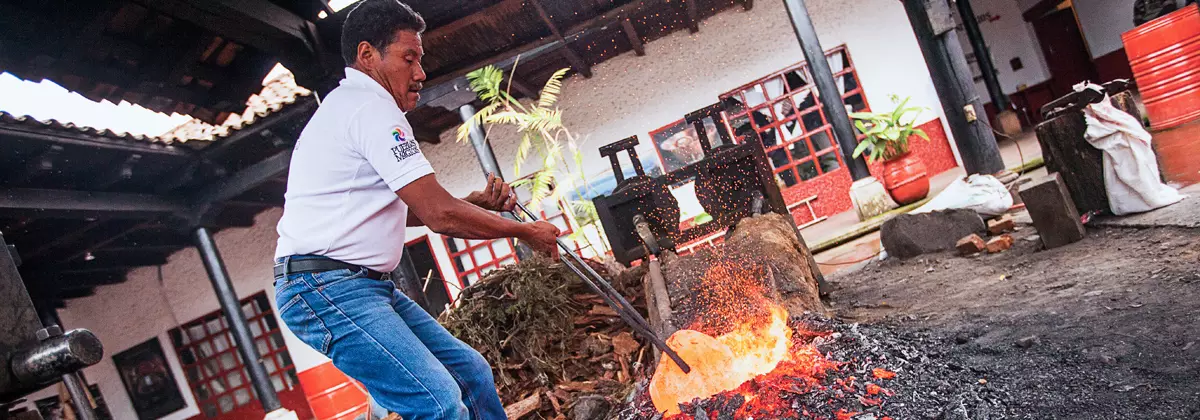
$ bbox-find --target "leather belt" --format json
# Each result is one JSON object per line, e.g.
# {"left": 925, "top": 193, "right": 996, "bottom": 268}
{"left": 274, "top": 256, "right": 387, "bottom": 280}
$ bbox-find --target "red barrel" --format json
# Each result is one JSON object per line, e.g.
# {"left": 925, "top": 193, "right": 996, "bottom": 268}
{"left": 297, "top": 362, "right": 371, "bottom": 420}
{"left": 1122, "top": 4, "right": 1200, "bottom": 129}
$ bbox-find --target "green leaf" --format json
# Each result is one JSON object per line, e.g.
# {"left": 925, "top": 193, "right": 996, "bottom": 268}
{"left": 852, "top": 140, "right": 872, "bottom": 158}
{"left": 913, "top": 129, "right": 929, "bottom": 141}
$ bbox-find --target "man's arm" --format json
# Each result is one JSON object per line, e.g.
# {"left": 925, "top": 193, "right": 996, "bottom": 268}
{"left": 398, "top": 174, "right": 561, "bottom": 257}
{"left": 406, "top": 173, "right": 516, "bottom": 227}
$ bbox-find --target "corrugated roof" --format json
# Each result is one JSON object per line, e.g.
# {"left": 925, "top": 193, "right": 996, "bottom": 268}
{"left": 0, "top": 71, "right": 312, "bottom": 145}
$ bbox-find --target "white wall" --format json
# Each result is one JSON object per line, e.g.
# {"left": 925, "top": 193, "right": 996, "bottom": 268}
{"left": 1073, "top": 0, "right": 1137, "bottom": 58}
{"left": 15, "top": 209, "right": 328, "bottom": 420}
{"left": 421, "top": 0, "right": 957, "bottom": 196}
{"left": 955, "top": 0, "right": 1053, "bottom": 101}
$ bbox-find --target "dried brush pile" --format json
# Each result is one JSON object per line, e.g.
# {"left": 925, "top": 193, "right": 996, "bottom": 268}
{"left": 440, "top": 257, "right": 651, "bottom": 419}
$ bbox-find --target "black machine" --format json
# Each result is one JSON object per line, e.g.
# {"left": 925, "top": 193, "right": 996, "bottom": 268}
{"left": 593, "top": 104, "right": 795, "bottom": 265}
{"left": 0, "top": 233, "right": 104, "bottom": 419}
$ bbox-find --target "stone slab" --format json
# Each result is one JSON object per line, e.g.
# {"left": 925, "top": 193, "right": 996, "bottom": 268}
{"left": 1019, "top": 173, "right": 1086, "bottom": 249}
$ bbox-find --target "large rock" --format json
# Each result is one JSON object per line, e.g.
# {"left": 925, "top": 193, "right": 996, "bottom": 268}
{"left": 881, "top": 209, "right": 986, "bottom": 259}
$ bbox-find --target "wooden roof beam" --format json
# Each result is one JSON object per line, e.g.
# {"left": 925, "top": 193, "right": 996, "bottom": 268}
{"left": 129, "top": 0, "right": 326, "bottom": 83}
{"left": 530, "top": 0, "right": 593, "bottom": 78}
{"left": 506, "top": 74, "right": 540, "bottom": 100}
{"left": 621, "top": 17, "right": 645, "bottom": 56}
{"left": 0, "top": 189, "right": 189, "bottom": 220}
{"left": 686, "top": 0, "right": 701, "bottom": 33}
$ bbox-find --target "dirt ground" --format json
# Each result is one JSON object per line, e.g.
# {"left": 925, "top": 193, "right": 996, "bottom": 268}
{"left": 825, "top": 223, "right": 1200, "bottom": 419}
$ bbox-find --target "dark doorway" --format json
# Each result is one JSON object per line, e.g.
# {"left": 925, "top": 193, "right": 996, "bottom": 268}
{"left": 1030, "top": 5, "right": 1098, "bottom": 97}
{"left": 405, "top": 237, "right": 451, "bottom": 315}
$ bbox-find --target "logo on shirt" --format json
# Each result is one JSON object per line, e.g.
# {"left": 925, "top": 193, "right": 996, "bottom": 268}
{"left": 389, "top": 126, "right": 419, "bottom": 161}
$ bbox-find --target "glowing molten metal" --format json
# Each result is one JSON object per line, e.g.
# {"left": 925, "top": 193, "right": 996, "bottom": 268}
{"left": 650, "top": 304, "right": 792, "bottom": 415}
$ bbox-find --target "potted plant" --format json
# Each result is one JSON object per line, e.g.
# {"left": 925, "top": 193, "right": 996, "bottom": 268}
{"left": 850, "top": 96, "right": 931, "bottom": 205}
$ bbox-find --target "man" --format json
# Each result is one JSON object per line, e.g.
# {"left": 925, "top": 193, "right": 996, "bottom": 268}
{"left": 272, "top": 1, "right": 561, "bottom": 418}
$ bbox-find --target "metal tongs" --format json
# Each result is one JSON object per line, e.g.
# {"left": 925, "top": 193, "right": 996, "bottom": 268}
{"left": 510, "top": 202, "right": 691, "bottom": 373}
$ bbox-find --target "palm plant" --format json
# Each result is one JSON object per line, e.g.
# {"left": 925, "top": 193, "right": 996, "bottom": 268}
{"left": 456, "top": 63, "right": 604, "bottom": 253}
{"left": 850, "top": 95, "right": 929, "bottom": 163}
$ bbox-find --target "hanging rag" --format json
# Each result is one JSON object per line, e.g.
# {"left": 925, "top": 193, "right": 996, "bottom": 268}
{"left": 1076, "top": 82, "right": 1185, "bottom": 215}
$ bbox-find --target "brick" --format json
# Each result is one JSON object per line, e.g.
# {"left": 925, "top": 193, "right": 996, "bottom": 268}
{"left": 1018, "top": 173, "right": 1086, "bottom": 249}
{"left": 986, "top": 234, "right": 1014, "bottom": 253}
{"left": 988, "top": 214, "right": 1016, "bottom": 235}
{"left": 956, "top": 234, "right": 986, "bottom": 255}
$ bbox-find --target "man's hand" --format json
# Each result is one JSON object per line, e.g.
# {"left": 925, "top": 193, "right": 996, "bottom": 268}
{"left": 520, "top": 221, "right": 562, "bottom": 259}
{"left": 463, "top": 173, "right": 517, "bottom": 212}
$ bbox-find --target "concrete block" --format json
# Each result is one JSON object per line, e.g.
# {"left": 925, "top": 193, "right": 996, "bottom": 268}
{"left": 986, "top": 234, "right": 1014, "bottom": 253}
{"left": 1019, "top": 173, "right": 1086, "bottom": 249}
{"left": 850, "top": 177, "right": 898, "bottom": 221}
{"left": 956, "top": 234, "right": 986, "bottom": 255}
{"left": 988, "top": 214, "right": 1015, "bottom": 235}
{"left": 881, "top": 209, "right": 986, "bottom": 259}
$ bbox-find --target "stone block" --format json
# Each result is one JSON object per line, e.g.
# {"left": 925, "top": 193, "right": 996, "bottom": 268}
{"left": 881, "top": 209, "right": 986, "bottom": 259}
{"left": 1019, "top": 173, "right": 1086, "bottom": 249}
{"left": 956, "top": 234, "right": 986, "bottom": 255}
{"left": 988, "top": 214, "right": 1015, "bottom": 235}
{"left": 986, "top": 234, "right": 1014, "bottom": 253}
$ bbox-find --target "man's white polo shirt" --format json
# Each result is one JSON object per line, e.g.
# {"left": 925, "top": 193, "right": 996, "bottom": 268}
{"left": 275, "top": 67, "right": 434, "bottom": 272}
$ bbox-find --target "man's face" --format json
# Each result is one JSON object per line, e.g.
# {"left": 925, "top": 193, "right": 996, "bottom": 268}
{"left": 358, "top": 30, "right": 426, "bottom": 111}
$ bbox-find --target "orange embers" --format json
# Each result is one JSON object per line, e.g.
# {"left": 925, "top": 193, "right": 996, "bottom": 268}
{"left": 872, "top": 368, "right": 897, "bottom": 380}
{"left": 648, "top": 261, "right": 828, "bottom": 416}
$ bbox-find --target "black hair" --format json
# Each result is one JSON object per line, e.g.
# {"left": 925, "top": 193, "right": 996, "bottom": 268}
{"left": 341, "top": 0, "right": 426, "bottom": 66}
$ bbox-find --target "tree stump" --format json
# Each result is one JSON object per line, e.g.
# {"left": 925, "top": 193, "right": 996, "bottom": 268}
{"left": 1034, "top": 90, "right": 1143, "bottom": 215}
{"left": 656, "top": 213, "right": 826, "bottom": 334}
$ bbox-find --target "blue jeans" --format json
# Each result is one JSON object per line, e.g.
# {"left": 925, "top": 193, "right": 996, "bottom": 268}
{"left": 274, "top": 257, "right": 504, "bottom": 419}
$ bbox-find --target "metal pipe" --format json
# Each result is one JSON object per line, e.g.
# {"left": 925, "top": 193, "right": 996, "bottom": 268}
{"left": 10, "top": 329, "right": 103, "bottom": 385}
{"left": 61, "top": 371, "right": 97, "bottom": 420}
{"left": 781, "top": 0, "right": 871, "bottom": 181}
{"left": 192, "top": 227, "right": 282, "bottom": 412}
{"left": 511, "top": 203, "right": 691, "bottom": 373}
{"left": 956, "top": 0, "right": 1010, "bottom": 110}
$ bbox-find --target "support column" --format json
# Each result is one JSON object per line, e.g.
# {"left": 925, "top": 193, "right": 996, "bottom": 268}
{"left": 782, "top": 0, "right": 897, "bottom": 220}
{"left": 902, "top": 0, "right": 1007, "bottom": 175}
{"left": 956, "top": 0, "right": 1008, "bottom": 110}
{"left": 458, "top": 104, "right": 535, "bottom": 260}
{"left": 192, "top": 227, "right": 283, "bottom": 413}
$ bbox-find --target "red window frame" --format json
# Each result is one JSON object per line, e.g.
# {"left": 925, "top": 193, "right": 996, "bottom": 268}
{"left": 443, "top": 236, "right": 519, "bottom": 286}
{"left": 719, "top": 45, "right": 871, "bottom": 190}
{"left": 169, "top": 292, "right": 300, "bottom": 419}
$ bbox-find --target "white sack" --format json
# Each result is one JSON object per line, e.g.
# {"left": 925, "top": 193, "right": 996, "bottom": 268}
{"left": 1076, "top": 82, "right": 1185, "bottom": 215}
{"left": 912, "top": 174, "right": 1013, "bottom": 217}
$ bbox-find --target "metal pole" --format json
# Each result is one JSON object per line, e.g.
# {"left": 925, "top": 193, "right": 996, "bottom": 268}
{"left": 458, "top": 103, "right": 535, "bottom": 260}
{"left": 61, "top": 371, "right": 97, "bottom": 420}
{"left": 192, "top": 227, "right": 282, "bottom": 412}
{"left": 901, "top": 0, "right": 1006, "bottom": 175}
{"left": 459, "top": 104, "right": 506, "bottom": 178}
{"left": 956, "top": 0, "right": 1010, "bottom": 110}
{"left": 782, "top": 0, "right": 871, "bottom": 181}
